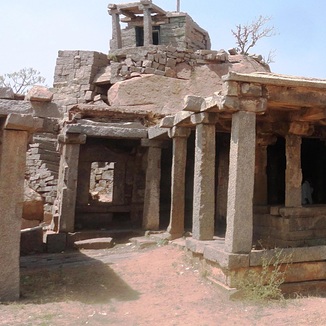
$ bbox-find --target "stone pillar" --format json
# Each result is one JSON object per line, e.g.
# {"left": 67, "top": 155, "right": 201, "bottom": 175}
{"left": 167, "top": 127, "right": 190, "bottom": 239}
{"left": 56, "top": 133, "right": 86, "bottom": 233}
{"left": 0, "top": 128, "right": 28, "bottom": 301}
{"left": 141, "top": 2, "right": 153, "bottom": 46}
{"left": 285, "top": 135, "right": 302, "bottom": 207}
{"left": 142, "top": 139, "right": 163, "bottom": 230}
{"left": 108, "top": 5, "right": 122, "bottom": 50}
{"left": 191, "top": 113, "right": 216, "bottom": 240}
{"left": 225, "top": 111, "right": 256, "bottom": 254}
{"left": 254, "top": 141, "right": 268, "bottom": 205}
{"left": 76, "top": 160, "right": 92, "bottom": 206}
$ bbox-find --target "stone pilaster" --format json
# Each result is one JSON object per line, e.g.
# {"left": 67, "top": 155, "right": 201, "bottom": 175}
{"left": 167, "top": 127, "right": 190, "bottom": 239}
{"left": 142, "top": 139, "right": 163, "bottom": 230}
{"left": 141, "top": 2, "right": 153, "bottom": 46}
{"left": 254, "top": 141, "right": 268, "bottom": 205}
{"left": 285, "top": 135, "right": 302, "bottom": 207}
{"left": 108, "top": 5, "right": 122, "bottom": 49}
{"left": 225, "top": 111, "right": 256, "bottom": 254}
{"left": 191, "top": 113, "right": 216, "bottom": 240}
{"left": 0, "top": 128, "right": 28, "bottom": 301}
{"left": 56, "top": 133, "right": 86, "bottom": 233}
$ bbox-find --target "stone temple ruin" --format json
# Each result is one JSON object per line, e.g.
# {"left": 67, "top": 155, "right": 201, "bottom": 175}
{"left": 1, "top": 1, "right": 326, "bottom": 301}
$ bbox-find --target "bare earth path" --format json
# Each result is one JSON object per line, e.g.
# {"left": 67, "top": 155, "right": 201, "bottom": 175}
{"left": 1, "top": 243, "right": 326, "bottom": 325}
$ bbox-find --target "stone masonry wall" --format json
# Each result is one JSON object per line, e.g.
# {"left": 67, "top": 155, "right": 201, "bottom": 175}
{"left": 53, "top": 50, "right": 109, "bottom": 113}
{"left": 26, "top": 133, "right": 59, "bottom": 221}
{"left": 102, "top": 46, "right": 229, "bottom": 87}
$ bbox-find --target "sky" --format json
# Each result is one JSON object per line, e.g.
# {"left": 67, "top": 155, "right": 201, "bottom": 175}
{"left": 1, "top": 0, "right": 326, "bottom": 86}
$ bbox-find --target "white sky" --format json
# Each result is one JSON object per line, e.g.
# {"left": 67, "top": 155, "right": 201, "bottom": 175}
{"left": 1, "top": 0, "right": 326, "bottom": 85}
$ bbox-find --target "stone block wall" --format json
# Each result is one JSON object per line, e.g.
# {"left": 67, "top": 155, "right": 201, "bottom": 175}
{"left": 53, "top": 50, "right": 109, "bottom": 113}
{"left": 26, "top": 133, "right": 59, "bottom": 219}
{"left": 106, "top": 46, "right": 228, "bottom": 85}
{"left": 254, "top": 209, "right": 326, "bottom": 248}
{"left": 89, "top": 162, "right": 114, "bottom": 202}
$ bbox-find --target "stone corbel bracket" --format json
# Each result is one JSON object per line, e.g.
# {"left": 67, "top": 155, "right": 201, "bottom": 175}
{"left": 4, "top": 113, "right": 43, "bottom": 133}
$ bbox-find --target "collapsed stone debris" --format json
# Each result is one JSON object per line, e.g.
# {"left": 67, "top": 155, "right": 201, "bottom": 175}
{"left": 1, "top": 1, "right": 326, "bottom": 302}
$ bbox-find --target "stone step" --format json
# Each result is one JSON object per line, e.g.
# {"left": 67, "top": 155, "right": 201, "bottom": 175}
{"left": 74, "top": 237, "right": 114, "bottom": 250}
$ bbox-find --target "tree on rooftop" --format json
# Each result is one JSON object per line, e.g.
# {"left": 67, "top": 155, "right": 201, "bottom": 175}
{"left": 231, "top": 15, "right": 276, "bottom": 55}
{"left": 0, "top": 67, "right": 46, "bottom": 94}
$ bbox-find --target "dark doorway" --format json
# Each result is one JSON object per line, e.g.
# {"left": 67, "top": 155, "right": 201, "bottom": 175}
{"left": 135, "top": 26, "right": 160, "bottom": 46}
{"left": 301, "top": 138, "right": 326, "bottom": 204}
{"left": 267, "top": 137, "right": 286, "bottom": 205}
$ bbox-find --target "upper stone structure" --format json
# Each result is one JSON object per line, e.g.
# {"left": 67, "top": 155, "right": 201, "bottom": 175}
{"left": 108, "top": 1, "right": 211, "bottom": 51}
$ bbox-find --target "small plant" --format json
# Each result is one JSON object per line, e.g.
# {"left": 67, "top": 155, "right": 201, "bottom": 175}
{"left": 235, "top": 249, "right": 292, "bottom": 301}
{"left": 156, "top": 238, "right": 169, "bottom": 247}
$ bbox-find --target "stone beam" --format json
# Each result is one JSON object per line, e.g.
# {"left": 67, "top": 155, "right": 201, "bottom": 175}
{"left": 65, "top": 123, "right": 148, "bottom": 139}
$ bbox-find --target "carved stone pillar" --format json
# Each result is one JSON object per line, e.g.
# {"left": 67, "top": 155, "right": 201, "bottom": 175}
{"left": 56, "top": 133, "right": 86, "bottom": 233}
{"left": 285, "top": 135, "right": 302, "bottom": 207}
{"left": 142, "top": 139, "right": 163, "bottom": 230}
{"left": 191, "top": 113, "right": 216, "bottom": 240}
{"left": 108, "top": 5, "right": 122, "bottom": 49}
{"left": 167, "top": 127, "right": 190, "bottom": 239}
{"left": 225, "top": 111, "right": 256, "bottom": 253}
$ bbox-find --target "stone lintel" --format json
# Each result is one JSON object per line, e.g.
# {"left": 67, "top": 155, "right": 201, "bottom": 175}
{"left": 183, "top": 95, "right": 205, "bottom": 112}
{"left": 190, "top": 112, "right": 217, "bottom": 125}
{"left": 141, "top": 138, "right": 169, "bottom": 148}
{"left": 0, "top": 99, "right": 33, "bottom": 115}
{"left": 159, "top": 115, "right": 174, "bottom": 128}
{"left": 58, "top": 133, "right": 87, "bottom": 144}
{"left": 168, "top": 126, "right": 190, "bottom": 138}
{"left": 5, "top": 113, "right": 43, "bottom": 132}
{"left": 256, "top": 134, "right": 277, "bottom": 146}
{"left": 65, "top": 123, "right": 148, "bottom": 139}
{"left": 148, "top": 125, "right": 169, "bottom": 140}
{"left": 240, "top": 82, "right": 263, "bottom": 97}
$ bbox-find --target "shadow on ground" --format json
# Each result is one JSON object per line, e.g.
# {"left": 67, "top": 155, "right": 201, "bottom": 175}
{"left": 20, "top": 250, "right": 140, "bottom": 304}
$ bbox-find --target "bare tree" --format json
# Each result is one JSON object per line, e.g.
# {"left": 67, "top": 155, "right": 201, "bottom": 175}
{"left": 231, "top": 15, "right": 276, "bottom": 55}
{"left": 0, "top": 67, "right": 46, "bottom": 94}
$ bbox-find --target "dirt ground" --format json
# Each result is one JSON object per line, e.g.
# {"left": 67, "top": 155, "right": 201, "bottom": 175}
{"left": 1, "top": 242, "right": 326, "bottom": 326}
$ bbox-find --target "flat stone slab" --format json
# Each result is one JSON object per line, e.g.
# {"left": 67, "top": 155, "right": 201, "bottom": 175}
{"left": 129, "top": 236, "right": 158, "bottom": 249}
{"left": 74, "top": 237, "right": 114, "bottom": 250}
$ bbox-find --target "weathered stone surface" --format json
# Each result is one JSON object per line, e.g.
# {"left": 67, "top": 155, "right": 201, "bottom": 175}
{"left": 93, "top": 66, "right": 111, "bottom": 84}
{"left": 0, "top": 99, "right": 32, "bottom": 115}
{"left": 26, "top": 86, "right": 53, "bottom": 102}
{"left": 0, "top": 129, "right": 29, "bottom": 301}
{"left": 143, "top": 146, "right": 161, "bottom": 230}
{"left": 192, "top": 122, "right": 216, "bottom": 240}
{"left": 176, "top": 62, "right": 192, "bottom": 79}
{"left": 23, "top": 181, "right": 44, "bottom": 221}
{"left": 0, "top": 87, "right": 14, "bottom": 99}
{"left": 20, "top": 226, "right": 43, "bottom": 255}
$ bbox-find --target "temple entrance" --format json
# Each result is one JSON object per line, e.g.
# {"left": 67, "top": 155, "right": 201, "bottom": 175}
{"left": 75, "top": 138, "right": 144, "bottom": 230}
